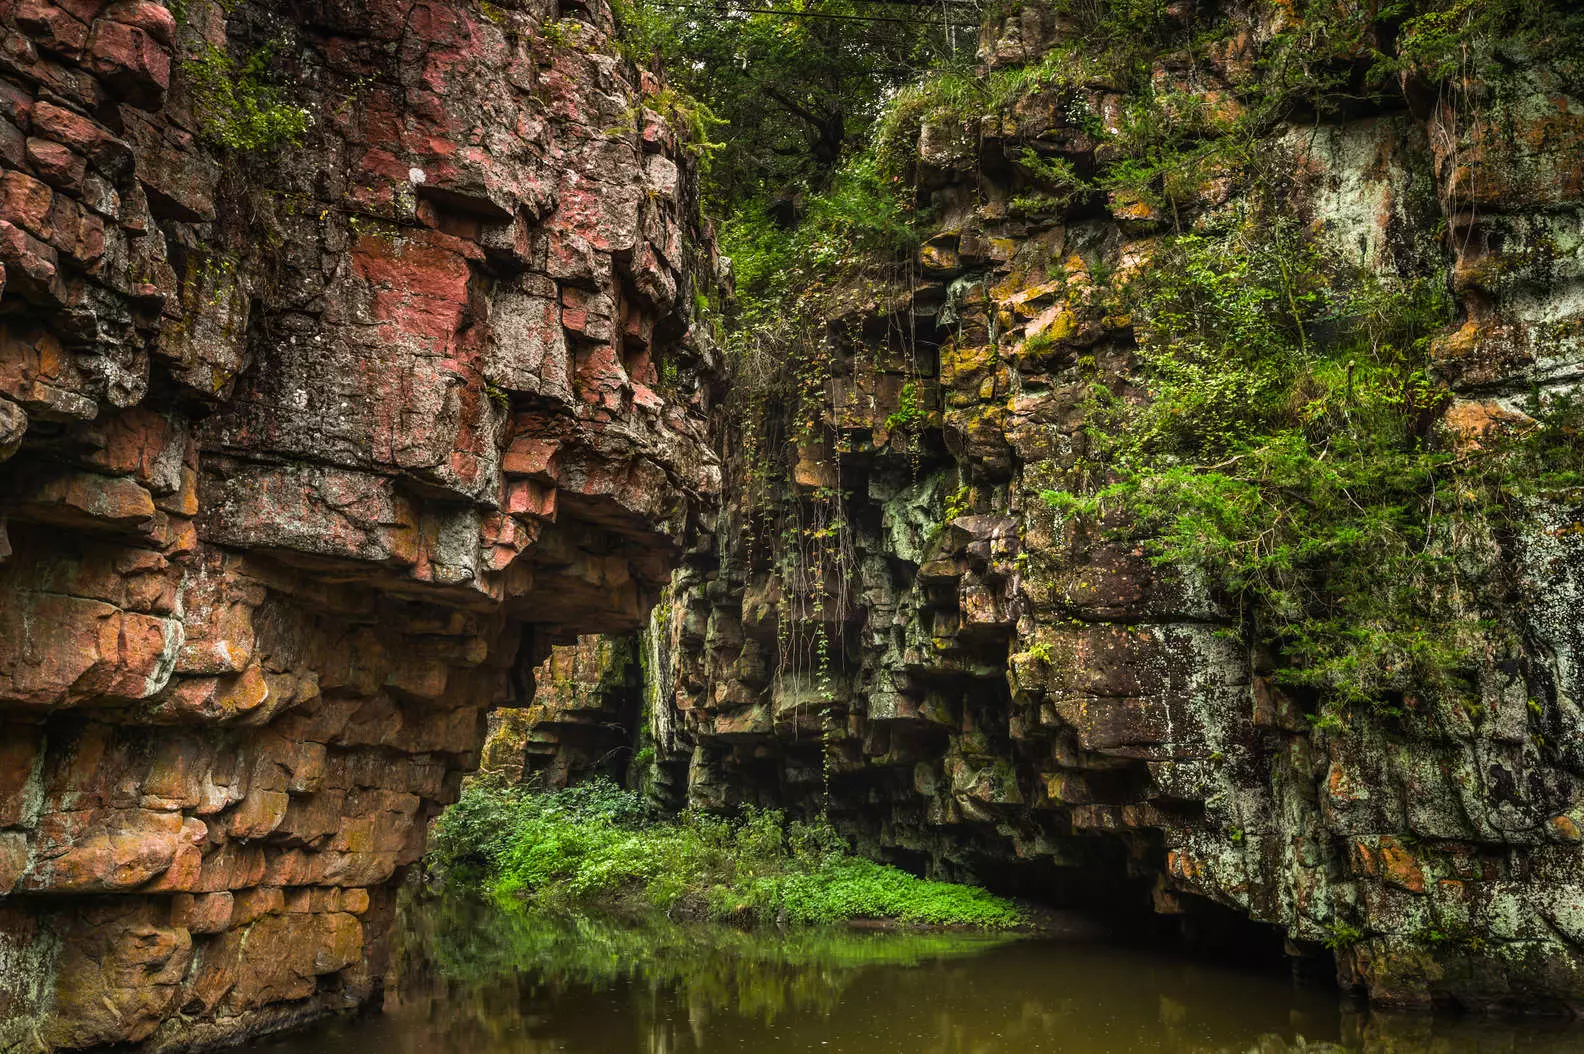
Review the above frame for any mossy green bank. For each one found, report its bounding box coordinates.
[429,779,1023,929]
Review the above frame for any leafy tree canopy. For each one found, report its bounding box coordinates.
[619,0,976,221]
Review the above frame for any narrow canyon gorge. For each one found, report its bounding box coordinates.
[2,0,1583,1049]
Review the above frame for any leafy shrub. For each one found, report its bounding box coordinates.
[720,149,918,318]
[429,779,1020,929]
[429,775,653,885]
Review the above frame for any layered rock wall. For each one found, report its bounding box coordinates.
[0,0,719,1047]
[480,632,642,787]
[512,0,1584,1016]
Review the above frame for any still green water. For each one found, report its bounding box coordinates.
[259,899,1581,1054]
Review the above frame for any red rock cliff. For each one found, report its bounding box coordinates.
[0,0,721,1046]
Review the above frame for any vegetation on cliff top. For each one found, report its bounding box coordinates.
[429,778,1022,928]
[616,0,960,315]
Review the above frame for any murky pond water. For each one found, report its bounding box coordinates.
[259,899,1582,1054]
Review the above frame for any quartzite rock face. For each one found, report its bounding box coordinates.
[0,0,720,1047]
[480,632,642,787]
[502,3,1584,1018]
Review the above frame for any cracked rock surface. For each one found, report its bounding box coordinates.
[0,0,720,1047]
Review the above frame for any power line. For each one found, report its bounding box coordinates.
[643,2,980,26]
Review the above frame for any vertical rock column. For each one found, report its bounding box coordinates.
[0,0,721,1048]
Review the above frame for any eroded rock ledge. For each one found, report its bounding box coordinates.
[0,0,720,1047]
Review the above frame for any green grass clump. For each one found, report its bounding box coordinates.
[428,778,1020,929]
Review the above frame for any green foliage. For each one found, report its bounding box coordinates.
[430,779,1020,928]
[867,0,1583,229]
[1042,219,1583,715]
[1390,0,1584,83]
[1247,0,1584,125]
[739,856,1019,927]
[429,775,654,886]
[616,0,952,206]
[884,380,926,433]
[1322,921,1364,950]
[607,0,953,394]
[1041,0,1172,45]
[1013,148,1090,207]
[184,42,309,152]
[873,68,983,178]
[535,17,587,50]
[720,149,918,318]
[1023,640,1053,664]
[607,81,726,163]
[942,483,971,522]
[1413,920,1489,952]
[483,382,510,412]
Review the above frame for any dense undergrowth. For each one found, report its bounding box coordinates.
[428,779,1021,928]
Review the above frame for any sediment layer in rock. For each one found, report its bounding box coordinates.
[0,0,720,1047]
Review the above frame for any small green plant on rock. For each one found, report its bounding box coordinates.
[484,382,511,413]
[1323,921,1364,949]
[644,85,726,161]
[184,42,310,152]
[1013,147,1090,208]
[535,17,585,49]
[884,380,925,433]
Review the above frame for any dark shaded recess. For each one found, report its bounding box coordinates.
[1170,892,1320,980]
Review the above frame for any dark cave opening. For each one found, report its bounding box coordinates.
[949,832,1333,990]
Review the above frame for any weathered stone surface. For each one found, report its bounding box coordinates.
[481,633,643,788]
[0,0,721,1047]
[484,1,1584,1020]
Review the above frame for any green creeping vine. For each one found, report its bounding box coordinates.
[1042,220,1584,715]
[884,379,926,433]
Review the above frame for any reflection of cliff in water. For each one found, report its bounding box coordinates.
[254,896,1584,1054]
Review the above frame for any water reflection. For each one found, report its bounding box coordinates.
[256,898,1584,1054]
